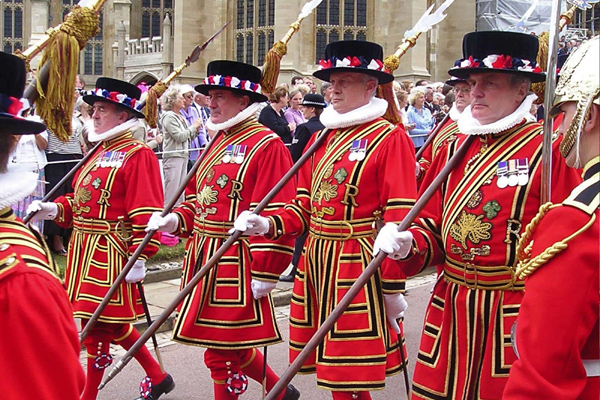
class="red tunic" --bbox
[417,117,457,182]
[504,157,600,400]
[54,132,163,323]
[400,120,582,399]
[269,117,418,392]
[170,117,296,349]
[0,208,84,399]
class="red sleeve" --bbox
[268,132,318,239]
[377,127,417,293]
[503,207,599,399]
[124,148,164,260]
[248,140,297,282]
[0,269,85,399]
[172,173,198,238]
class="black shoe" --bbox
[279,273,295,282]
[135,374,175,400]
[282,383,300,400]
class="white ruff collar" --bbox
[206,103,263,132]
[320,97,388,129]
[449,103,462,122]
[86,118,140,142]
[458,93,537,136]
[0,164,38,209]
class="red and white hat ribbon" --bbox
[204,75,262,94]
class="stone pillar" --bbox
[433,0,475,81]
[161,14,173,80]
[113,0,132,38]
[116,21,126,80]
[28,0,50,71]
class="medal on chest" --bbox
[497,158,529,188]
[348,139,367,162]
[222,145,234,163]
[97,151,125,169]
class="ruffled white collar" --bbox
[205,103,263,132]
[458,93,537,136]
[320,97,388,129]
[86,118,140,142]
[449,103,462,122]
[0,164,38,210]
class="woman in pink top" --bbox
[284,89,305,137]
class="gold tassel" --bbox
[531,31,549,105]
[35,5,100,142]
[144,81,168,129]
[261,41,287,95]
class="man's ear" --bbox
[366,79,378,95]
[239,95,250,111]
[584,103,600,134]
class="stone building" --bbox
[4,0,599,88]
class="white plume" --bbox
[298,0,324,19]
[404,0,455,38]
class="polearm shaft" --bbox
[99,130,331,389]
[80,133,222,343]
[540,0,562,204]
[137,282,165,373]
[264,134,476,400]
[415,113,451,161]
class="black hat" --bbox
[0,52,46,135]
[83,77,145,118]
[313,40,394,84]
[445,76,468,87]
[195,60,267,103]
[448,31,546,83]
[301,93,327,108]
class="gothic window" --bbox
[235,0,275,65]
[1,0,24,54]
[141,0,174,39]
[315,0,368,63]
[60,0,104,75]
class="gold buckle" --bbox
[341,221,354,240]
[463,262,478,290]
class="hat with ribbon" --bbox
[195,60,267,103]
[445,76,468,87]
[301,93,327,108]
[0,52,46,135]
[449,31,546,83]
[313,40,393,84]
[83,77,145,118]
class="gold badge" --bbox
[197,184,219,206]
[450,211,492,249]
[313,180,338,205]
[82,175,92,186]
[74,187,92,206]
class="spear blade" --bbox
[298,0,323,19]
[185,20,232,66]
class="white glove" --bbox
[251,279,277,300]
[383,293,408,334]
[145,212,179,233]
[373,223,414,260]
[231,210,270,236]
[125,259,146,283]
[26,201,58,220]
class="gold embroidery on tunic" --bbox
[314,180,338,205]
[450,211,493,249]
[75,187,92,205]
[197,184,219,206]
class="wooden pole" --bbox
[98,130,331,389]
[263,134,476,400]
[80,133,223,343]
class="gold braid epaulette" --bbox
[515,202,597,279]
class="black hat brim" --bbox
[195,84,267,103]
[0,115,46,135]
[83,96,146,119]
[448,67,546,83]
[313,67,394,84]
